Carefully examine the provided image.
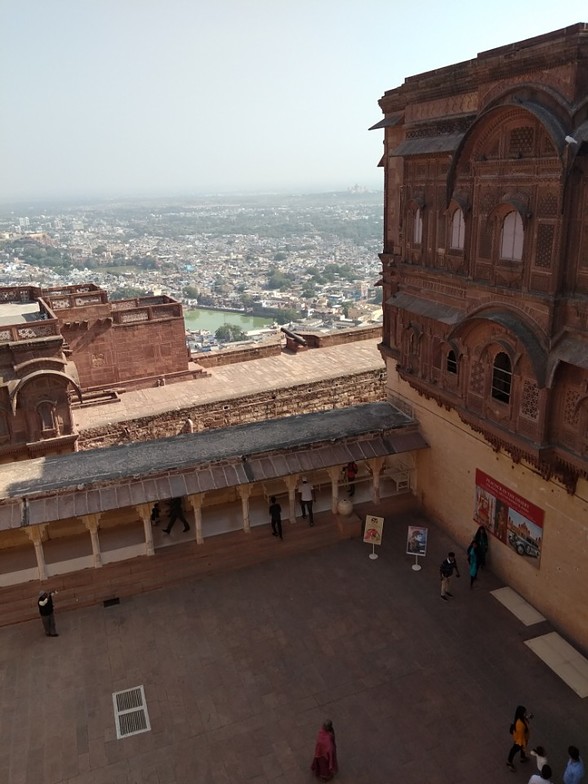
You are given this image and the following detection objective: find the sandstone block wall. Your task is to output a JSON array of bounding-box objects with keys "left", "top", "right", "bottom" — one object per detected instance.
[
  {"left": 77, "top": 369, "right": 387, "bottom": 450},
  {"left": 387, "top": 371, "right": 588, "bottom": 655}
]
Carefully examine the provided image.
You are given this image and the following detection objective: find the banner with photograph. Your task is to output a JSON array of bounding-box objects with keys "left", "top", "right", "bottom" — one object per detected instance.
[
  {"left": 363, "top": 515, "right": 384, "bottom": 545},
  {"left": 406, "top": 525, "right": 428, "bottom": 556},
  {"left": 474, "top": 469, "right": 544, "bottom": 567}
]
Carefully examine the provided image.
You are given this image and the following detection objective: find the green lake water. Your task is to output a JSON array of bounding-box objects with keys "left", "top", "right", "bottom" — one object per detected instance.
[{"left": 184, "top": 308, "right": 271, "bottom": 333}]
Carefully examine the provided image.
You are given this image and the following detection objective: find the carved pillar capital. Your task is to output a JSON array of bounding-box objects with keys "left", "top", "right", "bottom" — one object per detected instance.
[
  {"left": 81, "top": 514, "right": 102, "bottom": 567},
  {"left": 284, "top": 475, "right": 299, "bottom": 492},
  {"left": 80, "top": 514, "right": 100, "bottom": 534},
  {"left": 25, "top": 525, "right": 48, "bottom": 580},
  {"left": 24, "top": 524, "right": 47, "bottom": 545}
]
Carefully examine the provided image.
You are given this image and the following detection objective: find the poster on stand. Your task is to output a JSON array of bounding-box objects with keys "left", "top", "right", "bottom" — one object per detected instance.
[
  {"left": 406, "top": 525, "right": 428, "bottom": 556},
  {"left": 474, "top": 469, "right": 544, "bottom": 567},
  {"left": 363, "top": 515, "right": 384, "bottom": 545}
]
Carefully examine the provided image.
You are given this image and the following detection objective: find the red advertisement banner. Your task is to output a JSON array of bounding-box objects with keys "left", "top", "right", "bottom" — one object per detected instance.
[{"left": 474, "top": 469, "right": 544, "bottom": 567}]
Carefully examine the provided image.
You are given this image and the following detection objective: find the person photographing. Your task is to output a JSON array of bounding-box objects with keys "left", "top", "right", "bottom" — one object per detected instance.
[{"left": 37, "top": 590, "right": 59, "bottom": 637}]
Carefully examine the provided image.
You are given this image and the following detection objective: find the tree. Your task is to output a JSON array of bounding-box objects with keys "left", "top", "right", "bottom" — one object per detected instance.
[
  {"left": 111, "top": 286, "right": 145, "bottom": 301},
  {"left": 215, "top": 323, "right": 247, "bottom": 342},
  {"left": 266, "top": 269, "right": 295, "bottom": 290},
  {"left": 183, "top": 285, "right": 199, "bottom": 299}
]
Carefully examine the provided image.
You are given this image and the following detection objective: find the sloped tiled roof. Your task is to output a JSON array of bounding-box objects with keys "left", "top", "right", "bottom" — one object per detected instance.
[{"left": 0, "top": 402, "right": 428, "bottom": 527}]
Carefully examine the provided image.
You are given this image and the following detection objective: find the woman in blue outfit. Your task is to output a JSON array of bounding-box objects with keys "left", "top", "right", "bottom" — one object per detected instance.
[{"left": 467, "top": 540, "right": 479, "bottom": 589}]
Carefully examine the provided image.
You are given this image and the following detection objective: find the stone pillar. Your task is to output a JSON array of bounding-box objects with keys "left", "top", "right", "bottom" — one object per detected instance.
[
  {"left": 238, "top": 485, "right": 253, "bottom": 533},
  {"left": 367, "top": 457, "right": 386, "bottom": 503},
  {"left": 186, "top": 493, "right": 205, "bottom": 544},
  {"left": 136, "top": 503, "right": 155, "bottom": 556},
  {"left": 25, "top": 525, "right": 48, "bottom": 582},
  {"left": 284, "top": 475, "right": 299, "bottom": 523},
  {"left": 327, "top": 466, "right": 342, "bottom": 513},
  {"left": 81, "top": 514, "right": 103, "bottom": 568}
]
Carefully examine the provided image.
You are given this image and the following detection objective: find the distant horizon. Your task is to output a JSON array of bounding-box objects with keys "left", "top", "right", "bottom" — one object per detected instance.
[
  {"left": 0, "top": 184, "right": 384, "bottom": 212},
  {"left": 2, "top": 1, "right": 587, "bottom": 202}
]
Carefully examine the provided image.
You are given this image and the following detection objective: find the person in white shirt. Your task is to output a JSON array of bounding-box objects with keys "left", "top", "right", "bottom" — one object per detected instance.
[
  {"left": 528, "top": 764, "right": 553, "bottom": 783},
  {"left": 297, "top": 477, "right": 315, "bottom": 526},
  {"left": 530, "top": 747, "right": 549, "bottom": 772}
]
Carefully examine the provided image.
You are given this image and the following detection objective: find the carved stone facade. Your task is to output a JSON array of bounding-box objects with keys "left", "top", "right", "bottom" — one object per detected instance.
[
  {"left": 376, "top": 24, "right": 588, "bottom": 491},
  {"left": 0, "top": 284, "right": 195, "bottom": 462},
  {"left": 40, "top": 284, "right": 192, "bottom": 392},
  {"left": 374, "top": 25, "right": 588, "bottom": 650}
]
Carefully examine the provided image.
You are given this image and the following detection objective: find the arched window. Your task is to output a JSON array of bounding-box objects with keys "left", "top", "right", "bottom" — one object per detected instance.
[
  {"left": 491, "top": 352, "right": 512, "bottom": 403},
  {"left": 413, "top": 208, "right": 423, "bottom": 245},
  {"left": 500, "top": 212, "right": 524, "bottom": 261},
  {"left": 450, "top": 209, "right": 465, "bottom": 250},
  {"left": 446, "top": 350, "right": 458, "bottom": 375},
  {"left": 37, "top": 401, "right": 57, "bottom": 434}
]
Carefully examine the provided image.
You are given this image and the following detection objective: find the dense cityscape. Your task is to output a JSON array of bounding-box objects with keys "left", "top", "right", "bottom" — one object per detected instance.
[{"left": 0, "top": 190, "right": 384, "bottom": 342}]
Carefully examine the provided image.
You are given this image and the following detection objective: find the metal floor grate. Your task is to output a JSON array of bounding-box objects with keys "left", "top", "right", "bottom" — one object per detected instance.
[{"left": 112, "top": 685, "right": 151, "bottom": 739}]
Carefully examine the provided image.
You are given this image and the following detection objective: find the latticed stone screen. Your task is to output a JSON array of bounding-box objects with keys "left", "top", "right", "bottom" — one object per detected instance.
[
  {"left": 537, "top": 190, "right": 558, "bottom": 217},
  {"left": 509, "top": 127, "right": 534, "bottom": 156},
  {"left": 535, "top": 224, "right": 554, "bottom": 269},
  {"left": 470, "top": 361, "right": 485, "bottom": 395},
  {"left": 564, "top": 389, "right": 581, "bottom": 427},
  {"left": 521, "top": 380, "right": 539, "bottom": 420}
]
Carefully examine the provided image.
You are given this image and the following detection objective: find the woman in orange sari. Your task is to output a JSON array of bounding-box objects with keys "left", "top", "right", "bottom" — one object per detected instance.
[{"left": 311, "top": 720, "right": 338, "bottom": 781}]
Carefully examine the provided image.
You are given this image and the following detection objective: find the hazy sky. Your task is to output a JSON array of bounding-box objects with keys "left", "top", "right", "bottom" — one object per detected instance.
[{"left": 1, "top": 1, "right": 587, "bottom": 200}]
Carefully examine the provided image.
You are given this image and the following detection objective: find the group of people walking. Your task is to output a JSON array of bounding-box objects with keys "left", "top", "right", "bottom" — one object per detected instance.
[
  {"left": 439, "top": 524, "right": 489, "bottom": 599},
  {"left": 506, "top": 705, "right": 584, "bottom": 784}
]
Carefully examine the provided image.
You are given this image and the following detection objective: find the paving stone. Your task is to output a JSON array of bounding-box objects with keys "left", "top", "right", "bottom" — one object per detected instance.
[{"left": 2, "top": 505, "right": 588, "bottom": 782}]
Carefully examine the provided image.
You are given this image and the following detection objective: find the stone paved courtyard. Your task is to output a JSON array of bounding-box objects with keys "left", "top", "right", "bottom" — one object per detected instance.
[{"left": 2, "top": 509, "right": 587, "bottom": 784}]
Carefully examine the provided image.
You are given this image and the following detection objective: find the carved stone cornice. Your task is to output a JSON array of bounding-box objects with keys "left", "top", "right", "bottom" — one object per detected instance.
[{"left": 397, "top": 370, "right": 586, "bottom": 494}]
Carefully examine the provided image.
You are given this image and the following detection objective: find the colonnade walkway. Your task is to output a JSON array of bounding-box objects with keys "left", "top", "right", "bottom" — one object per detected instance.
[{"left": 2, "top": 495, "right": 587, "bottom": 784}]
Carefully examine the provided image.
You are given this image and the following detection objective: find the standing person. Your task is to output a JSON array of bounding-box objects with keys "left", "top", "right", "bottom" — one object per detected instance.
[
  {"left": 162, "top": 497, "right": 190, "bottom": 534},
  {"left": 344, "top": 461, "right": 358, "bottom": 497},
  {"left": 37, "top": 591, "right": 59, "bottom": 637},
  {"left": 474, "top": 524, "right": 489, "bottom": 568},
  {"left": 467, "top": 540, "right": 479, "bottom": 589},
  {"left": 269, "top": 496, "right": 283, "bottom": 540},
  {"left": 311, "top": 719, "right": 338, "bottom": 781},
  {"left": 298, "top": 478, "right": 315, "bottom": 526},
  {"left": 440, "top": 551, "right": 460, "bottom": 600},
  {"left": 530, "top": 746, "right": 549, "bottom": 772},
  {"left": 150, "top": 502, "right": 160, "bottom": 526},
  {"left": 563, "top": 746, "right": 585, "bottom": 784},
  {"left": 529, "top": 765, "right": 553, "bottom": 783},
  {"left": 507, "top": 705, "right": 531, "bottom": 771}
]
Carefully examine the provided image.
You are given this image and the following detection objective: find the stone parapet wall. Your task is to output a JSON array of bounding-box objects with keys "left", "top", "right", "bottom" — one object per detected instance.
[
  {"left": 195, "top": 342, "right": 282, "bottom": 368},
  {"left": 77, "top": 368, "right": 387, "bottom": 450},
  {"left": 192, "top": 326, "right": 380, "bottom": 367},
  {"left": 297, "top": 325, "right": 381, "bottom": 348}
]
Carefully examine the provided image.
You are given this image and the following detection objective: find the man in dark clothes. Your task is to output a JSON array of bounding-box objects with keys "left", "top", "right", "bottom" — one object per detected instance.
[
  {"left": 38, "top": 591, "right": 59, "bottom": 637},
  {"left": 269, "top": 496, "right": 283, "bottom": 540},
  {"left": 440, "top": 551, "right": 460, "bottom": 600},
  {"left": 162, "top": 497, "right": 190, "bottom": 534}
]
